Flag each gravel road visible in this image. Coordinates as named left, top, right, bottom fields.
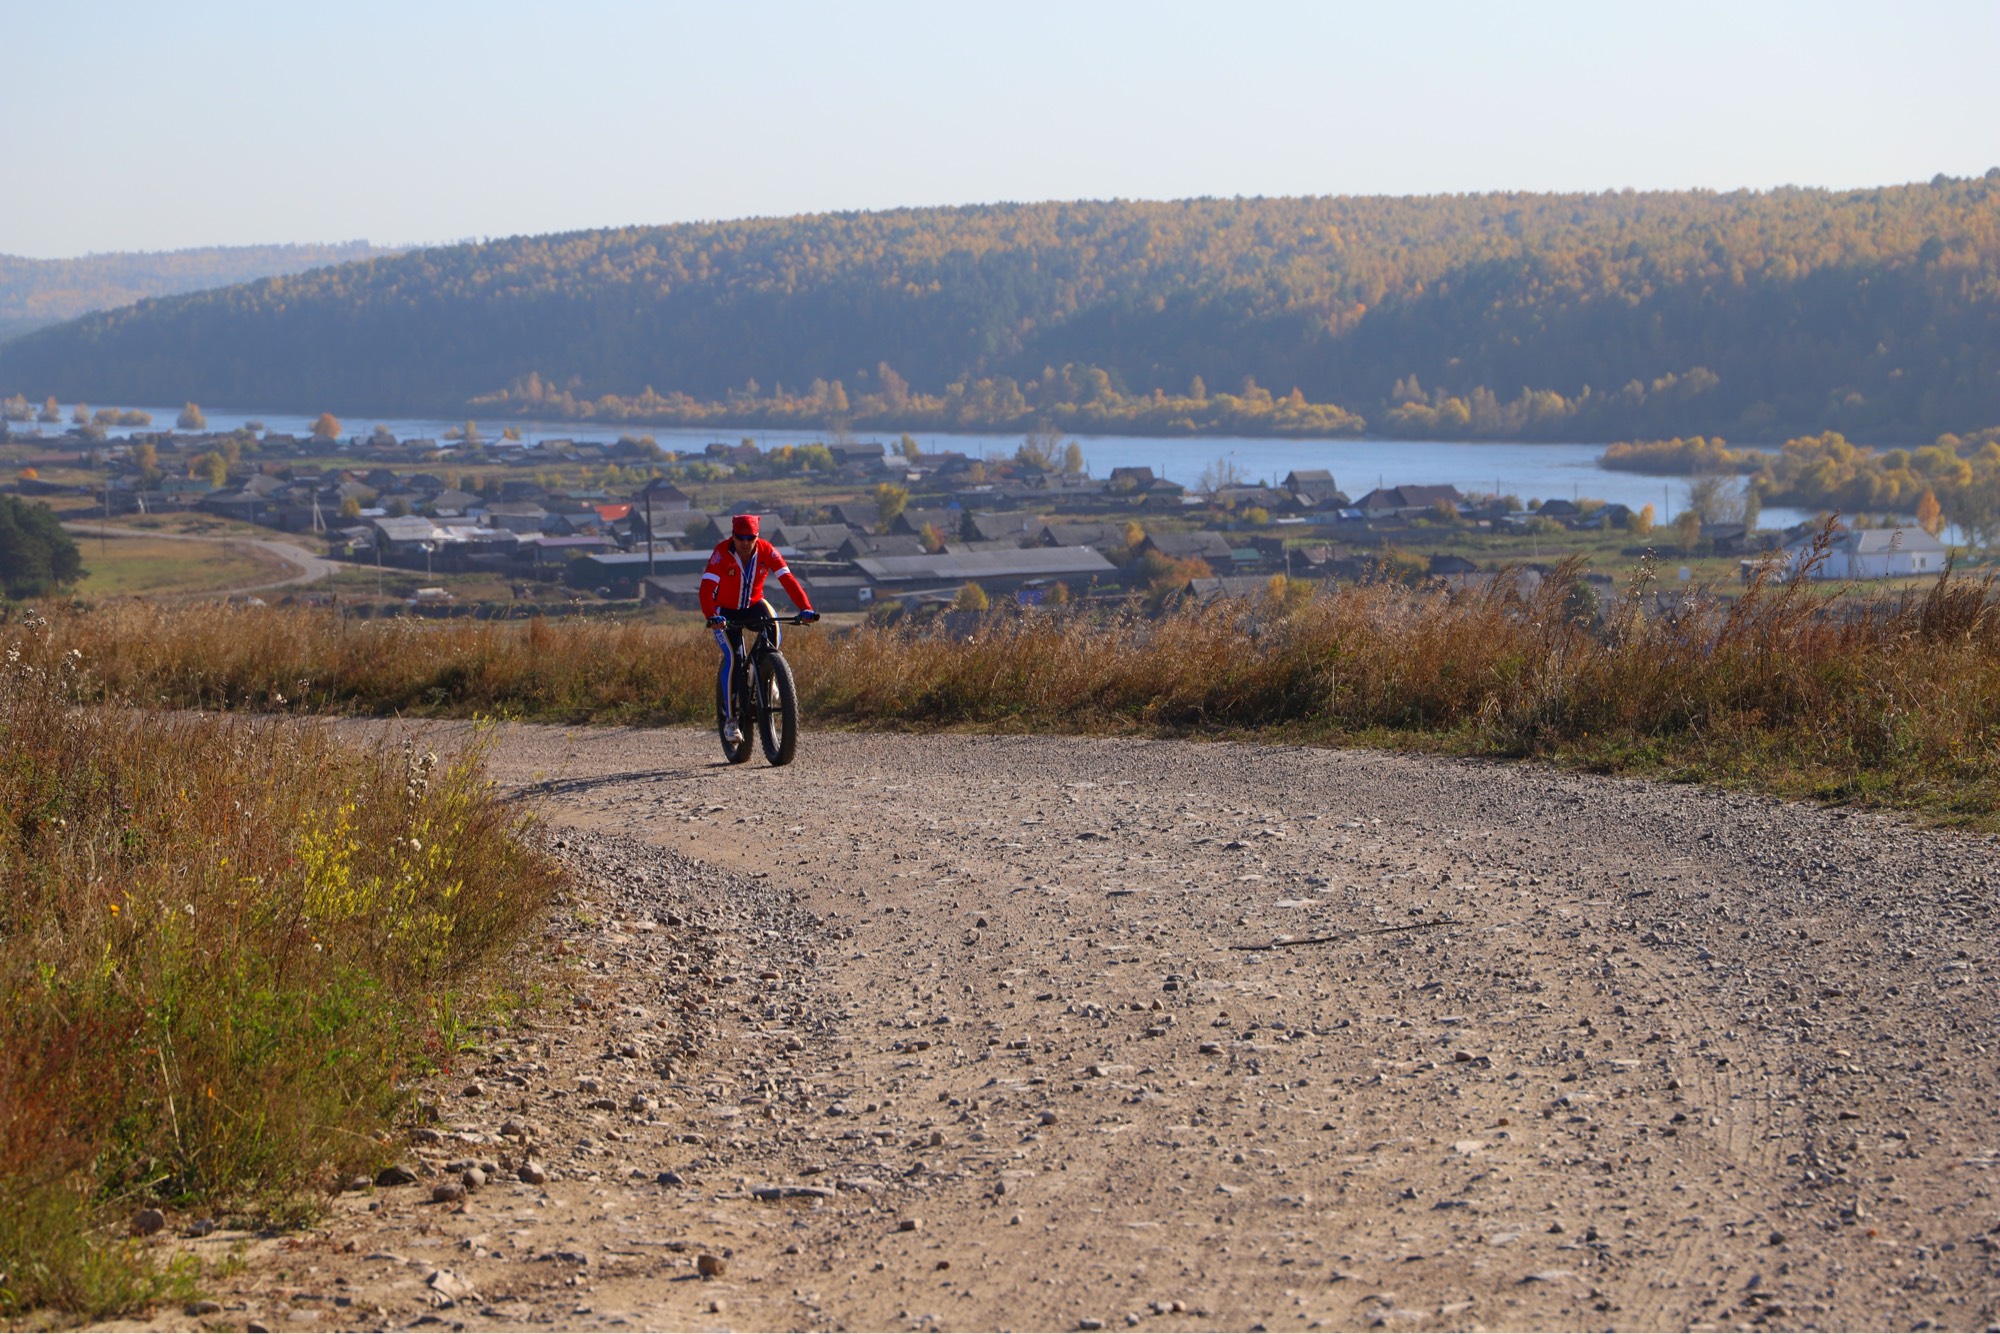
left=130, top=723, right=1999, bottom=1332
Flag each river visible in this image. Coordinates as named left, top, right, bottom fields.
left=14, top=403, right=1823, bottom=530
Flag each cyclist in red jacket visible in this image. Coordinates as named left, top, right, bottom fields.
left=701, top=514, right=816, bottom=745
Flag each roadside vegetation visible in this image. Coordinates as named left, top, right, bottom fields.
left=0, top=620, right=560, bottom=1319
left=16, top=539, right=2000, bottom=827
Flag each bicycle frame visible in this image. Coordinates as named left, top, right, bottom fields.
left=716, top=608, right=811, bottom=765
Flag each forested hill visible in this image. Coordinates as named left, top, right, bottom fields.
left=0, top=242, right=397, bottom=343
left=3, top=178, right=1997, bottom=441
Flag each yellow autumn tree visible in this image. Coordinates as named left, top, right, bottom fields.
left=1916, top=488, right=1944, bottom=536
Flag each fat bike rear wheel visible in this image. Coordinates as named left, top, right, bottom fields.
left=716, top=667, right=753, bottom=764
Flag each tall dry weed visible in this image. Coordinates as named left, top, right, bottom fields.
left=0, top=617, right=560, bottom=1318
left=14, top=555, right=2000, bottom=821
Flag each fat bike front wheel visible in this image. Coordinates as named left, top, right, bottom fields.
left=756, top=651, right=799, bottom=766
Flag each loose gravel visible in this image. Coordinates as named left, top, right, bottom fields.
left=104, top=723, right=2000, bottom=1332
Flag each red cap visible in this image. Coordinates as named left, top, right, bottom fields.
left=731, top=514, right=759, bottom=538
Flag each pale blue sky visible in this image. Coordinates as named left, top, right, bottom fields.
left=5, top=0, right=1996, bottom=257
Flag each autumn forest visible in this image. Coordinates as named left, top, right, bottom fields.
left=2, top=177, right=1997, bottom=443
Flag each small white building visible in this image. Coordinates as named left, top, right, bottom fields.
left=1785, top=525, right=1948, bottom=579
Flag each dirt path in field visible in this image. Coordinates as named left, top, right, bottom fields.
left=125, top=724, right=1999, bottom=1332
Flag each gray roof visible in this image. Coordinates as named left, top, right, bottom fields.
left=773, top=523, right=855, bottom=551
left=963, top=510, right=1037, bottom=541
left=372, top=516, right=445, bottom=541
left=1185, top=575, right=1277, bottom=600
left=854, top=546, right=1116, bottom=583
left=1849, top=527, right=1947, bottom=554
left=576, top=550, right=717, bottom=573
left=1146, top=531, right=1235, bottom=559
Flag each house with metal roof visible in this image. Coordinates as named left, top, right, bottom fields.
left=852, top=546, right=1117, bottom=599
left=1784, top=525, right=1948, bottom=579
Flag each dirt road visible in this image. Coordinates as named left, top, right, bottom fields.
left=141, top=724, right=1999, bottom=1331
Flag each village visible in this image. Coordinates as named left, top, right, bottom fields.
left=1, top=414, right=1952, bottom=616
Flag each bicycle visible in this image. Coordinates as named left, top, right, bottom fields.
left=714, top=605, right=811, bottom=766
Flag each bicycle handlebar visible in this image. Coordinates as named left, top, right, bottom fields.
left=715, top=608, right=816, bottom=625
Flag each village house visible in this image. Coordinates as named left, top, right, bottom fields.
left=1354, top=484, right=1465, bottom=520
left=1038, top=521, right=1130, bottom=554
left=1138, top=530, right=1236, bottom=568
left=629, top=507, right=707, bottom=546
left=852, top=546, right=1118, bottom=601
left=1784, top=525, right=1948, bottom=579
left=961, top=510, right=1037, bottom=543
left=826, top=442, right=889, bottom=472
left=889, top=507, right=957, bottom=539
left=1282, top=468, right=1345, bottom=507
left=838, top=532, right=927, bottom=561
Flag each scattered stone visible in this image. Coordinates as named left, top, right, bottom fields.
left=461, top=1166, right=487, bottom=1189
left=1038, top=1110, right=1059, bottom=1126
left=131, top=1208, right=166, bottom=1237
left=898, top=1217, right=923, bottom=1232
left=519, top=1162, right=547, bottom=1185
left=186, top=1217, right=217, bottom=1237
left=657, top=1170, right=686, bottom=1186
left=697, top=1252, right=726, bottom=1278
left=427, top=1268, right=478, bottom=1307
left=185, top=1299, right=223, bottom=1315
left=460, top=1082, right=484, bottom=1098
left=376, top=1164, right=418, bottom=1187
left=431, top=1182, right=466, bottom=1204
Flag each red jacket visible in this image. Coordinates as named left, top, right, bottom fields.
left=699, top=536, right=811, bottom=618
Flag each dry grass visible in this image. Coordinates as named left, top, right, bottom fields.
left=0, top=620, right=560, bottom=1319
left=14, top=545, right=2000, bottom=826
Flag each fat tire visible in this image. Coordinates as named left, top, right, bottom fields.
left=716, top=667, right=753, bottom=764
left=756, top=651, right=799, bottom=766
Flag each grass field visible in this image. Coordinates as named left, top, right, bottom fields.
left=71, top=533, right=295, bottom=598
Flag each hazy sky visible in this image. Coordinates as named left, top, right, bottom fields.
left=5, top=0, right=1996, bottom=258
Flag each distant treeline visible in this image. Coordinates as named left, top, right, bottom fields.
left=0, top=241, right=397, bottom=343
left=467, top=363, right=1367, bottom=437
left=1601, top=429, right=2000, bottom=543
left=3, top=178, right=1998, bottom=440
